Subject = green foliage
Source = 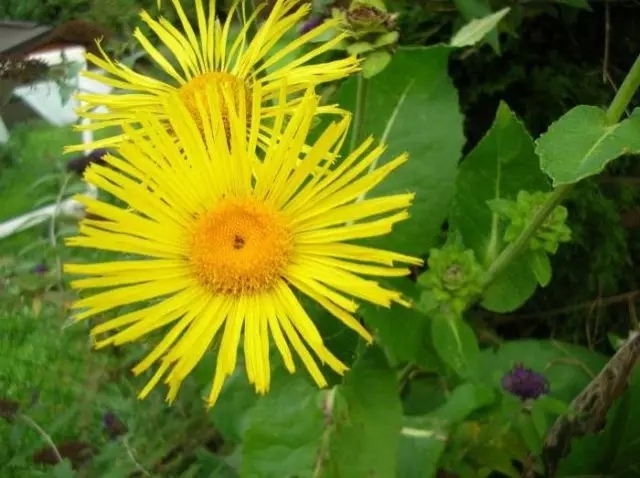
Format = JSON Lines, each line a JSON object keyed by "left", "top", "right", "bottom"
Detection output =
{"left": 430, "top": 316, "right": 480, "bottom": 379}
{"left": 333, "top": 46, "right": 465, "bottom": 255}
{"left": 241, "top": 370, "right": 324, "bottom": 478}
{"left": 0, "top": 0, "right": 161, "bottom": 38}
{"left": 360, "top": 280, "right": 436, "bottom": 369}
{"left": 323, "top": 347, "right": 402, "bottom": 478}
{"left": 450, "top": 7, "right": 510, "bottom": 49}
{"left": 4, "top": 1, "right": 640, "bottom": 476}
{"left": 537, "top": 105, "right": 640, "bottom": 186}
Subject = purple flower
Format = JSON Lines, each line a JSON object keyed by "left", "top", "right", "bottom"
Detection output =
{"left": 502, "top": 363, "right": 549, "bottom": 401}
{"left": 103, "top": 411, "right": 128, "bottom": 439}
{"left": 32, "top": 263, "right": 48, "bottom": 274}
{"left": 300, "top": 16, "right": 326, "bottom": 35}
{"left": 66, "top": 149, "right": 109, "bottom": 175}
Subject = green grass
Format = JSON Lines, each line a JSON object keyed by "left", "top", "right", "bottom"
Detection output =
{"left": 0, "top": 121, "right": 219, "bottom": 477}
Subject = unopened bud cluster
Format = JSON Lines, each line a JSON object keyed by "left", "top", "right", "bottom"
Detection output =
{"left": 331, "top": 0, "right": 399, "bottom": 78}
{"left": 493, "top": 191, "right": 571, "bottom": 254}
{"left": 418, "top": 244, "right": 484, "bottom": 315}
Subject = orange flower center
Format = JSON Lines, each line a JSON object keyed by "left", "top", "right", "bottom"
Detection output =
{"left": 178, "top": 72, "right": 252, "bottom": 134}
{"left": 189, "top": 197, "right": 294, "bottom": 296}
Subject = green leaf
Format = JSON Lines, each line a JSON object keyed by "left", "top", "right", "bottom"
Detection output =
{"left": 397, "top": 417, "right": 447, "bottom": 478}
{"left": 450, "top": 102, "right": 549, "bottom": 312}
{"left": 334, "top": 46, "right": 464, "bottom": 255}
{"left": 361, "top": 279, "right": 437, "bottom": 369}
{"left": 481, "top": 256, "right": 538, "bottom": 312}
{"left": 452, "top": 0, "right": 501, "bottom": 53}
{"left": 242, "top": 371, "right": 324, "bottom": 478}
{"left": 529, "top": 250, "right": 552, "bottom": 287}
{"left": 209, "top": 367, "right": 259, "bottom": 443}
{"left": 346, "top": 41, "right": 375, "bottom": 56}
{"left": 516, "top": 413, "right": 542, "bottom": 455}
{"left": 323, "top": 347, "right": 402, "bottom": 478}
{"left": 537, "top": 106, "right": 640, "bottom": 186}
{"left": 429, "top": 382, "right": 496, "bottom": 423}
{"left": 375, "top": 31, "right": 399, "bottom": 48}
{"left": 195, "top": 448, "right": 238, "bottom": 478}
{"left": 52, "top": 460, "right": 76, "bottom": 478}
{"left": 450, "top": 102, "right": 550, "bottom": 261}
{"left": 431, "top": 315, "right": 480, "bottom": 378}
{"left": 530, "top": 404, "right": 548, "bottom": 439}
{"left": 536, "top": 396, "right": 570, "bottom": 417}
{"left": 450, "top": 7, "right": 510, "bottom": 48}
{"left": 362, "top": 50, "right": 392, "bottom": 78}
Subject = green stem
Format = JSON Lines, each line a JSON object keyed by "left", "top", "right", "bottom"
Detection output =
{"left": 483, "top": 185, "right": 570, "bottom": 287}
{"left": 19, "top": 414, "right": 63, "bottom": 463}
{"left": 349, "top": 73, "right": 368, "bottom": 154}
{"left": 484, "top": 55, "right": 640, "bottom": 288}
{"left": 606, "top": 54, "right": 640, "bottom": 124}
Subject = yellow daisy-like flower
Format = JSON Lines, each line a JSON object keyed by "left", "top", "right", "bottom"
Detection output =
{"left": 65, "top": 83, "right": 421, "bottom": 407}
{"left": 68, "top": 0, "right": 359, "bottom": 152}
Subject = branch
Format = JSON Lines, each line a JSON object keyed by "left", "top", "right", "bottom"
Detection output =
{"left": 541, "top": 331, "right": 640, "bottom": 476}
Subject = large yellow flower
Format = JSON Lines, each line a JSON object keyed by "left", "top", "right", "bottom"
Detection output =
{"left": 67, "top": 0, "right": 359, "bottom": 152}
{"left": 65, "top": 83, "right": 421, "bottom": 407}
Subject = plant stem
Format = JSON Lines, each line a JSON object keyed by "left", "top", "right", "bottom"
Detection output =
{"left": 349, "top": 73, "right": 368, "bottom": 154}
{"left": 606, "top": 54, "right": 640, "bottom": 124}
{"left": 483, "top": 185, "right": 570, "bottom": 287}
{"left": 50, "top": 173, "right": 71, "bottom": 293}
{"left": 19, "top": 413, "right": 63, "bottom": 463}
{"left": 483, "top": 54, "right": 640, "bottom": 288}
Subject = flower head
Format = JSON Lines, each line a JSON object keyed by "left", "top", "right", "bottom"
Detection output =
{"left": 417, "top": 244, "right": 484, "bottom": 315}
{"left": 33, "top": 264, "right": 49, "bottom": 275}
{"left": 502, "top": 363, "right": 549, "bottom": 401}
{"left": 65, "top": 85, "right": 421, "bottom": 407}
{"left": 67, "top": 0, "right": 360, "bottom": 153}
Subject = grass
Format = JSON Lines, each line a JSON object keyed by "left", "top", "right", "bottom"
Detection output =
{"left": 0, "top": 120, "right": 219, "bottom": 477}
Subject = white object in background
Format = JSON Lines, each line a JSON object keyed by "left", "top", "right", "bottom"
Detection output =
{"left": 0, "top": 45, "right": 110, "bottom": 239}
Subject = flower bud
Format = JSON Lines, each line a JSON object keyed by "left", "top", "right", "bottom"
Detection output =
{"left": 418, "top": 244, "right": 484, "bottom": 315}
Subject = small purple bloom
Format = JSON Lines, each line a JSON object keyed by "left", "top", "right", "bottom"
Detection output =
{"left": 502, "top": 363, "right": 549, "bottom": 401}
{"left": 32, "top": 263, "right": 48, "bottom": 274}
{"left": 103, "top": 411, "right": 128, "bottom": 439}
{"left": 66, "top": 149, "right": 109, "bottom": 175}
{"left": 300, "top": 16, "right": 326, "bottom": 35}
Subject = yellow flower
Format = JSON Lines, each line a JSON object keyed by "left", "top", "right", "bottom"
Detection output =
{"left": 65, "top": 84, "right": 421, "bottom": 407}
{"left": 67, "top": 0, "right": 359, "bottom": 153}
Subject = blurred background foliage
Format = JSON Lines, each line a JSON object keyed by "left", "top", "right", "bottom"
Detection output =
{"left": 2, "top": 0, "right": 640, "bottom": 476}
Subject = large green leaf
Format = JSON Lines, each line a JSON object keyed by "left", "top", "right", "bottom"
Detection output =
{"left": 431, "top": 315, "right": 480, "bottom": 379}
{"left": 398, "top": 416, "right": 447, "bottom": 478}
{"left": 480, "top": 256, "right": 538, "bottom": 312}
{"left": 335, "top": 46, "right": 464, "bottom": 255}
{"left": 360, "top": 279, "right": 438, "bottom": 369}
{"left": 428, "top": 382, "right": 495, "bottom": 423}
{"left": 241, "top": 370, "right": 324, "bottom": 478}
{"left": 323, "top": 347, "right": 402, "bottom": 478}
{"left": 450, "top": 102, "right": 550, "bottom": 312}
{"left": 537, "top": 106, "right": 640, "bottom": 186}
{"left": 209, "top": 366, "right": 259, "bottom": 443}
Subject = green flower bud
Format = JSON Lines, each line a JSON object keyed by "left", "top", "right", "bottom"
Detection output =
{"left": 493, "top": 191, "right": 571, "bottom": 255}
{"left": 330, "top": 0, "right": 399, "bottom": 78}
{"left": 418, "top": 244, "right": 484, "bottom": 315}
